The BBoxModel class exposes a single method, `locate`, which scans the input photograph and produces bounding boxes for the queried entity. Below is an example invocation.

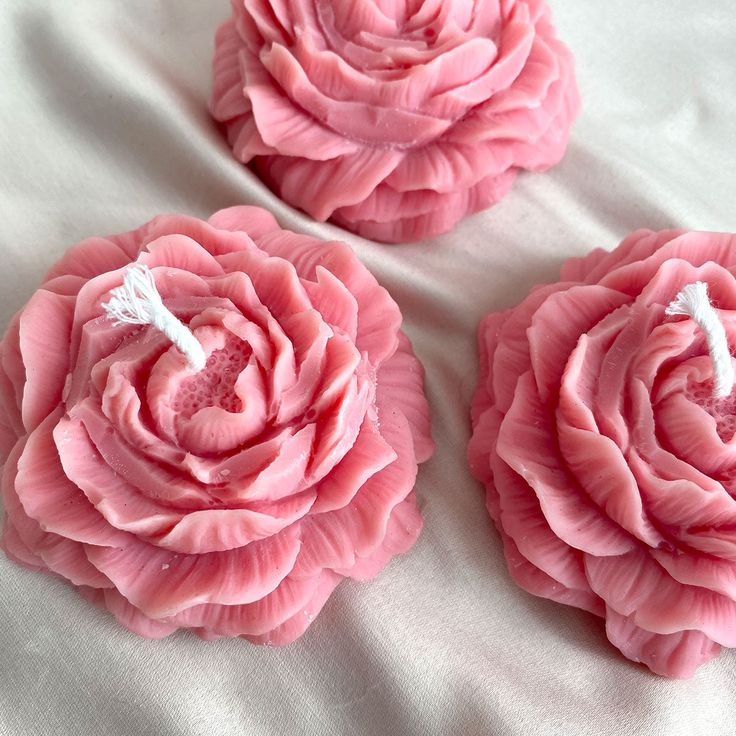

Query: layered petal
[470,228,736,677]
[1,206,432,647]
[210,0,579,242]
[605,609,720,679]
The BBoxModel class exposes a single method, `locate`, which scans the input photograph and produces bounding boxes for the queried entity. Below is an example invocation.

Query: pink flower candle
[470,229,736,678]
[0,206,433,644]
[210,0,579,243]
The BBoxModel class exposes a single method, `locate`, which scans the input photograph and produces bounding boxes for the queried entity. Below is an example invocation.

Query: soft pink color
[0,206,433,644]
[210,0,579,243]
[469,229,736,678]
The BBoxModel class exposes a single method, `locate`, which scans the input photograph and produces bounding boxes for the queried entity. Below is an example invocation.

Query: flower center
[684,378,736,442]
[171,339,250,419]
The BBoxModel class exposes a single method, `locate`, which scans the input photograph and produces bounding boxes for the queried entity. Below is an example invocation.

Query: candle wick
[102,263,206,372]
[666,281,734,398]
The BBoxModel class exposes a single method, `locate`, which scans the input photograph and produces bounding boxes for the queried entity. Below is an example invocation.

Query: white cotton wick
[102,263,206,372]
[666,281,734,398]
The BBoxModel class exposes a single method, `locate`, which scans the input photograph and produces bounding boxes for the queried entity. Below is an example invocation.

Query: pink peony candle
[210,0,579,244]
[0,206,434,644]
[469,229,736,678]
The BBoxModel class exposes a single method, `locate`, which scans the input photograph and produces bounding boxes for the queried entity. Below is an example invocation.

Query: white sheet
[1,1,736,734]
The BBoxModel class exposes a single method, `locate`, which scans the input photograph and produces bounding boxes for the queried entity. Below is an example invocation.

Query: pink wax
[210,0,580,243]
[0,206,433,644]
[470,229,736,678]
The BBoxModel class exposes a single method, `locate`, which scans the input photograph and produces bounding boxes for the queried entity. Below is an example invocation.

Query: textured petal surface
[210,0,579,242]
[0,207,432,646]
[470,229,736,677]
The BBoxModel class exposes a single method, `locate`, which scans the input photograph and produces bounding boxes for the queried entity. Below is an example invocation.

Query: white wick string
[666,281,734,398]
[102,264,206,372]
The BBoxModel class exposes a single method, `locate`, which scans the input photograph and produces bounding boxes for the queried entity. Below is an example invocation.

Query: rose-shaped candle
[0,206,433,644]
[210,0,579,243]
[469,229,736,678]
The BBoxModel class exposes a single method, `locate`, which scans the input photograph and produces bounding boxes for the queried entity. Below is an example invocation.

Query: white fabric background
[1,2,735,734]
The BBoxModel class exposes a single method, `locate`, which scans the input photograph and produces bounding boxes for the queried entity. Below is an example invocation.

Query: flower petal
[19,289,74,432]
[586,550,736,647]
[84,523,302,619]
[376,332,434,463]
[605,608,720,679]
[16,412,128,546]
[496,372,635,556]
[257,147,403,222]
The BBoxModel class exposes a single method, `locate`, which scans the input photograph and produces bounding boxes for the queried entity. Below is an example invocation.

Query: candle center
[684,377,736,441]
[170,338,250,419]
[666,281,735,398]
